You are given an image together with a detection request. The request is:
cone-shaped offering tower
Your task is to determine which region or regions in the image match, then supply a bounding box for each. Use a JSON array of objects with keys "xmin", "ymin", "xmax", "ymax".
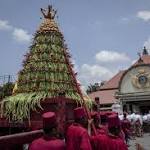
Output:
[{"xmin": 2, "ymin": 5, "xmax": 83, "ymax": 123}]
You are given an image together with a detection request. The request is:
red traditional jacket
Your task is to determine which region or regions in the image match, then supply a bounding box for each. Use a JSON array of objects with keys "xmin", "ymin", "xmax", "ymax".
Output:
[
  {"xmin": 91, "ymin": 134, "xmax": 128, "ymax": 150},
  {"xmin": 29, "ymin": 136, "xmax": 66, "ymax": 150},
  {"xmin": 91, "ymin": 125, "xmax": 108, "ymax": 136},
  {"xmin": 119, "ymin": 129, "xmax": 125, "ymax": 141},
  {"xmin": 121, "ymin": 119, "xmax": 131, "ymax": 135},
  {"xmin": 66, "ymin": 123, "xmax": 92, "ymax": 150},
  {"xmin": 97, "ymin": 124, "xmax": 108, "ymax": 135}
]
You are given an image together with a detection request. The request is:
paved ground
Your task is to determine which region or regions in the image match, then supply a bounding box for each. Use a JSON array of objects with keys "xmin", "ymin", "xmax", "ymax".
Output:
[{"xmin": 129, "ymin": 133, "xmax": 150, "ymax": 150}]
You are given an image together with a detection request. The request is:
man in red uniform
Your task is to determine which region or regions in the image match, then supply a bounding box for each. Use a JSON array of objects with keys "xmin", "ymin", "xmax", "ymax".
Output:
[
  {"xmin": 66, "ymin": 107, "xmax": 92, "ymax": 150},
  {"xmin": 100, "ymin": 112, "xmax": 108, "ymax": 134},
  {"xmin": 121, "ymin": 112, "xmax": 131, "ymax": 145},
  {"xmin": 29, "ymin": 112, "xmax": 66, "ymax": 150},
  {"xmin": 92, "ymin": 114, "xmax": 128, "ymax": 150},
  {"xmin": 91, "ymin": 112, "xmax": 108, "ymax": 135}
]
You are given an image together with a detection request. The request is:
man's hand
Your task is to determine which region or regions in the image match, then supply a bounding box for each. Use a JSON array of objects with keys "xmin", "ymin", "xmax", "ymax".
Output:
[
  {"xmin": 136, "ymin": 143, "xmax": 144, "ymax": 150},
  {"xmin": 88, "ymin": 119, "xmax": 93, "ymax": 125}
]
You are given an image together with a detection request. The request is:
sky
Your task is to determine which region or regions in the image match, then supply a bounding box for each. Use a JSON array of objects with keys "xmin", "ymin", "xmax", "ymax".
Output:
[{"xmin": 0, "ymin": 0, "xmax": 150, "ymax": 89}]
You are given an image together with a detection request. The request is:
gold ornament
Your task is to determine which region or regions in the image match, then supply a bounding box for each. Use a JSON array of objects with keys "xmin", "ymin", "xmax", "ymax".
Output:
[
  {"xmin": 38, "ymin": 5, "xmax": 60, "ymax": 33},
  {"xmin": 130, "ymin": 69, "xmax": 150, "ymax": 88}
]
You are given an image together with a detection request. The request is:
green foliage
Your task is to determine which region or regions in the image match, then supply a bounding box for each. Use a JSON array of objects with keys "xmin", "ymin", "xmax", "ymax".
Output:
[
  {"xmin": 0, "ymin": 82, "xmax": 14, "ymax": 99},
  {"xmin": 3, "ymin": 91, "xmax": 81, "ymax": 122},
  {"xmin": 86, "ymin": 83, "xmax": 98, "ymax": 94},
  {"xmin": 86, "ymin": 82, "xmax": 105, "ymax": 94},
  {"xmin": 0, "ymin": 86, "xmax": 3, "ymax": 99}
]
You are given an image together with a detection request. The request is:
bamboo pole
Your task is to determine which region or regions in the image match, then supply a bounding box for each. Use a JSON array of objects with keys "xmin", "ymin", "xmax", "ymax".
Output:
[
  {"xmin": 63, "ymin": 46, "xmax": 97, "ymax": 135},
  {"xmin": 0, "ymin": 129, "xmax": 43, "ymax": 145}
]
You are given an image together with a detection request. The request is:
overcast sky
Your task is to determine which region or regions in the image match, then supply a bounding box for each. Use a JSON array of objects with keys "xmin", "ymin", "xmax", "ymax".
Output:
[{"xmin": 0, "ymin": 0, "xmax": 150, "ymax": 89}]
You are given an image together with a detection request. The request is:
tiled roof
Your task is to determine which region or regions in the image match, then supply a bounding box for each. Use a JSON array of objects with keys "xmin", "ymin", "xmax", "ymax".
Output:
[
  {"xmin": 100, "ymin": 70, "xmax": 125, "ymax": 90},
  {"xmin": 133, "ymin": 55, "xmax": 150, "ymax": 66},
  {"xmin": 101, "ymin": 55, "xmax": 150, "ymax": 90},
  {"xmin": 88, "ymin": 89, "xmax": 117, "ymax": 104},
  {"xmin": 88, "ymin": 54, "xmax": 150, "ymax": 105}
]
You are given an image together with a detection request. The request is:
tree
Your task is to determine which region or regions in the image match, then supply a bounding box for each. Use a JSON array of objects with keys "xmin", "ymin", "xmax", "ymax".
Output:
[
  {"xmin": 86, "ymin": 81, "xmax": 106, "ymax": 94},
  {"xmin": 0, "ymin": 82, "xmax": 14, "ymax": 99},
  {"xmin": 0, "ymin": 85, "xmax": 3, "ymax": 99},
  {"xmin": 86, "ymin": 83, "xmax": 99, "ymax": 94}
]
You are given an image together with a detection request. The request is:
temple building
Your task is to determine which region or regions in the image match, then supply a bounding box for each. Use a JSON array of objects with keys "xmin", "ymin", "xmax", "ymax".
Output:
[{"xmin": 88, "ymin": 47, "xmax": 150, "ymax": 114}]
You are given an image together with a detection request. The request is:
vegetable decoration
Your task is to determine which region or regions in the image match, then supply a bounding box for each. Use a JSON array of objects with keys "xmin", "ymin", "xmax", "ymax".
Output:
[{"xmin": 2, "ymin": 5, "xmax": 92, "ymax": 123}]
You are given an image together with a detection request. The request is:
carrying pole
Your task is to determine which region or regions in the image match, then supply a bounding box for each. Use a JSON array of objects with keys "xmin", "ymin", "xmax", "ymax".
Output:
[{"xmin": 63, "ymin": 46, "xmax": 97, "ymax": 135}]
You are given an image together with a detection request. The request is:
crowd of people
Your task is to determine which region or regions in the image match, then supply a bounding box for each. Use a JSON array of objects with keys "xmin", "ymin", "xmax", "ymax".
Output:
[
  {"xmin": 119, "ymin": 111, "xmax": 150, "ymax": 138},
  {"xmin": 29, "ymin": 106, "xmax": 134, "ymax": 150}
]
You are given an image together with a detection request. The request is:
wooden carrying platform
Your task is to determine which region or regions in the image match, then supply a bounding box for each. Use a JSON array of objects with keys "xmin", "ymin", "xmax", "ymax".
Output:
[{"xmin": 0, "ymin": 97, "xmax": 79, "ymax": 132}]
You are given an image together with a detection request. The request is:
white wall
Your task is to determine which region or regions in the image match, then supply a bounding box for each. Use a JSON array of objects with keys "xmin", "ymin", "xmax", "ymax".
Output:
[{"xmin": 120, "ymin": 66, "xmax": 150, "ymax": 94}]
